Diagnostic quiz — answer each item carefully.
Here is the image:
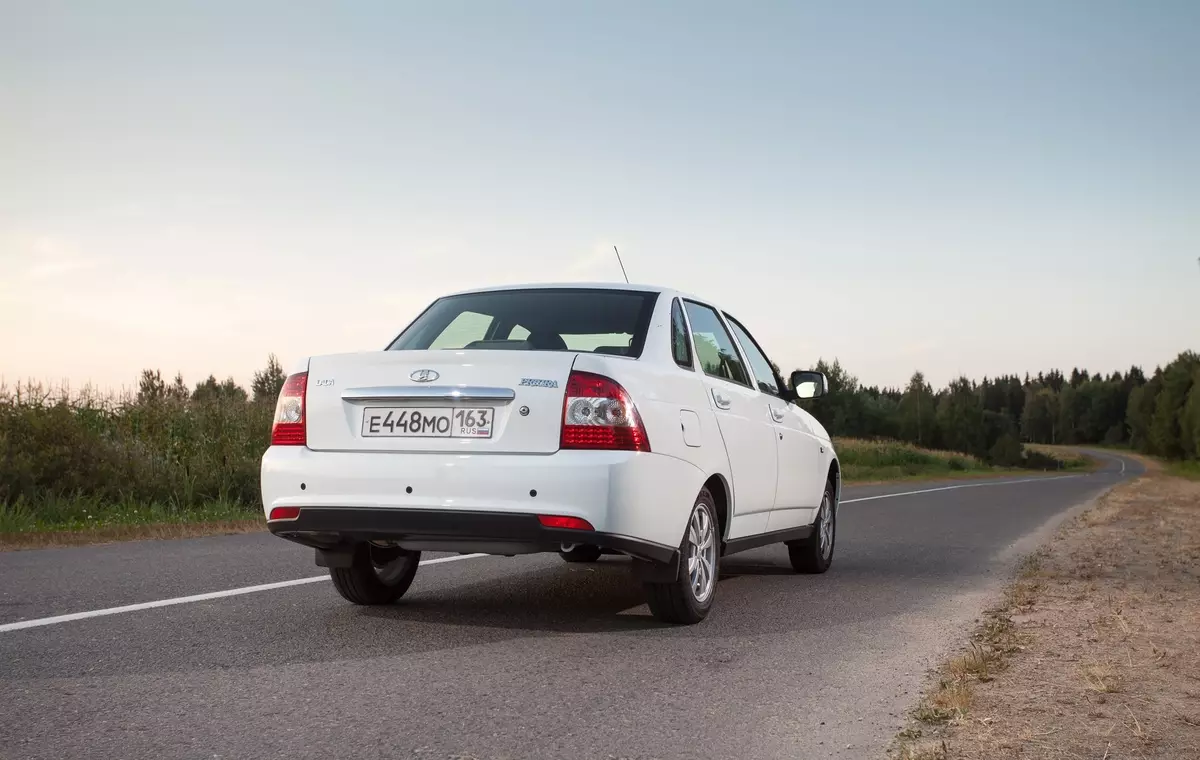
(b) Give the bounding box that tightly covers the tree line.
[797,350,1200,465]
[136,354,288,405]
[133,349,1200,467]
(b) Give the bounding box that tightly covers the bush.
[0,381,272,518]
[988,434,1024,467]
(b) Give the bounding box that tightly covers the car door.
[724,314,825,532]
[682,300,779,539]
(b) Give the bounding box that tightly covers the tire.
[329,543,421,605]
[558,544,603,563]
[644,488,720,624]
[788,480,836,574]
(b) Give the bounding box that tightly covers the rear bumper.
[260,446,707,550]
[267,507,678,565]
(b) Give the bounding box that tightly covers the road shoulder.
[890,462,1200,759]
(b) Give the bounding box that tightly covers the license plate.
[360,407,494,438]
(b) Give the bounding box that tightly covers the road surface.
[0,451,1139,760]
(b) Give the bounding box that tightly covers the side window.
[682,301,751,387]
[670,298,692,369]
[726,317,780,396]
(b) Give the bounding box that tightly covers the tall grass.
[1166,460,1200,481]
[834,438,990,482]
[0,381,272,531]
[835,437,1084,482]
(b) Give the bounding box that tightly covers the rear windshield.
[387,288,660,357]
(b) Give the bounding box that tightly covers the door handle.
[769,406,786,423]
[712,389,732,410]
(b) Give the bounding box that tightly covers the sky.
[2,0,1198,394]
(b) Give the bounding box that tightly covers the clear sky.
[2,1,1197,394]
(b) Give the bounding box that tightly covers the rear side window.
[726,316,780,396]
[682,301,751,387]
[388,289,660,357]
[670,298,692,369]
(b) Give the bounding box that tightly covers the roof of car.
[443,281,706,301]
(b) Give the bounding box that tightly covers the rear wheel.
[558,543,603,563]
[644,488,719,624]
[788,481,836,574]
[329,543,421,604]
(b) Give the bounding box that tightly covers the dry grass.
[895,740,949,760]
[1024,443,1105,472]
[0,518,265,550]
[891,470,1200,759]
[835,438,993,483]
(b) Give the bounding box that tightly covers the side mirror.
[790,370,828,400]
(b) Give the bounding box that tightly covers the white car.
[261,283,839,624]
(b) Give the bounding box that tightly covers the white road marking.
[840,475,1080,504]
[1,472,1098,634]
[0,553,486,634]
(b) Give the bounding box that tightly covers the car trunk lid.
[304,350,577,454]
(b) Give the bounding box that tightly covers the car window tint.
[682,302,751,387]
[671,299,692,369]
[727,317,780,396]
[389,289,659,357]
[428,311,494,349]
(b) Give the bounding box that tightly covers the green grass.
[1166,460,1200,481]
[1,380,271,541]
[835,438,995,482]
[835,438,1091,483]
[0,494,260,535]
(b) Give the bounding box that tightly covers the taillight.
[271,372,308,446]
[560,370,650,452]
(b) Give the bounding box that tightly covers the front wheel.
[788,481,836,574]
[329,543,421,604]
[644,488,720,624]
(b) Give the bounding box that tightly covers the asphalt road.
[0,451,1140,760]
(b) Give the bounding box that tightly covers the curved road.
[0,451,1139,760]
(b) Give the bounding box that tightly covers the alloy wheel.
[686,505,717,603]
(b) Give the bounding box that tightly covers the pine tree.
[252,354,287,403]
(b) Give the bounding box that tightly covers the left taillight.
[271,372,308,446]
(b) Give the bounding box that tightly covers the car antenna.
[613,245,630,284]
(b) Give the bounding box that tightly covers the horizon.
[2,339,1188,400]
[2,2,1197,392]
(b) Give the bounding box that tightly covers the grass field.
[835,438,1091,484]
[1166,459,1200,480]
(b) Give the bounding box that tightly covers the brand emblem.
[519,378,558,388]
[410,369,440,383]
[314,379,335,387]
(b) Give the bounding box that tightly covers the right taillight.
[560,370,650,452]
[271,372,308,446]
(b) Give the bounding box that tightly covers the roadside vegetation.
[890,460,1200,759]
[833,438,1089,483]
[800,351,1200,468]
[2,350,1195,546]
[0,358,285,546]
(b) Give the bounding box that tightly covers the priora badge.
[410,369,439,383]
